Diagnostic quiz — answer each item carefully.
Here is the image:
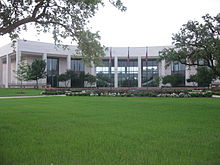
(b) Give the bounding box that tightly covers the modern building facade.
[0,40,199,88]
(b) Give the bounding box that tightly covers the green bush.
[162,74,185,87]
[212,91,220,95]
[189,92,212,97]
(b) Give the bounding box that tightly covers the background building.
[0,40,198,88]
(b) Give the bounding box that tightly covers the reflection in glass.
[141,59,159,87]
[118,59,138,87]
[96,60,114,87]
[47,58,59,87]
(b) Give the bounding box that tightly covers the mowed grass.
[0,97,220,165]
[0,88,43,97]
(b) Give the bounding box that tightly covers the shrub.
[162,74,184,87]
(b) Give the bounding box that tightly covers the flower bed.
[42,88,213,97]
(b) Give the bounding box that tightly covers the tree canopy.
[27,59,47,88]
[0,0,126,64]
[159,13,220,78]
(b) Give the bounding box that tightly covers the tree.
[0,0,126,64]
[27,59,47,88]
[187,67,216,87]
[58,73,70,88]
[159,13,220,79]
[58,70,75,88]
[162,74,184,87]
[96,73,111,87]
[14,60,29,93]
[84,73,96,87]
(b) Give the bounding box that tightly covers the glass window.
[96,59,114,87]
[171,61,186,86]
[141,59,159,87]
[172,61,185,71]
[71,59,84,71]
[47,58,59,87]
[118,59,138,87]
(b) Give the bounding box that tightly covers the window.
[171,61,186,86]
[71,59,85,87]
[118,59,138,87]
[172,61,185,71]
[47,58,59,87]
[71,59,84,72]
[96,60,114,87]
[142,59,159,87]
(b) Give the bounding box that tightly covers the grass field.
[0,97,220,165]
[0,88,43,97]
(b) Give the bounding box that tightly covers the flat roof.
[0,40,171,58]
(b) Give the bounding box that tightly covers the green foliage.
[58,73,70,88]
[0,0,126,64]
[27,59,47,88]
[75,30,106,66]
[96,73,111,87]
[13,60,29,92]
[41,90,65,95]
[162,74,184,87]
[188,91,212,97]
[71,71,85,88]
[187,67,216,87]
[58,70,76,88]
[212,91,220,95]
[159,13,220,78]
[84,73,96,87]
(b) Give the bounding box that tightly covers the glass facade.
[47,58,59,87]
[118,59,138,87]
[141,59,159,87]
[96,59,114,87]
[71,59,85,87]
[171,61,186,86]
[71,59,84,72]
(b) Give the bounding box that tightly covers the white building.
[0,40,197,88]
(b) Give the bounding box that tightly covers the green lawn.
[0,88,43,97]
[0,97,220,165]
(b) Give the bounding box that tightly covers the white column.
[42,53,47,84]
[43,53,47,66]
[138,56,142,88]
[160,60,166,77]
[67,54,71,70]
[0,57,3,86]
[15,51,21,73]
[159,60,166,87]
[15,41,21,85]
[114,56,118,88]
[5,54,11,88]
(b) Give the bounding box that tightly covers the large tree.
[0,0,126,65]
[159,13,220,79]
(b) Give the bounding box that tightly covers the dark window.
[71,59,85,87]
[171,61,185,86]
[47,58,59,87]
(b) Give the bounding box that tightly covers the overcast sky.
[0,0,219,47]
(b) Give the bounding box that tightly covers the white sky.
[0,0,219,47]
